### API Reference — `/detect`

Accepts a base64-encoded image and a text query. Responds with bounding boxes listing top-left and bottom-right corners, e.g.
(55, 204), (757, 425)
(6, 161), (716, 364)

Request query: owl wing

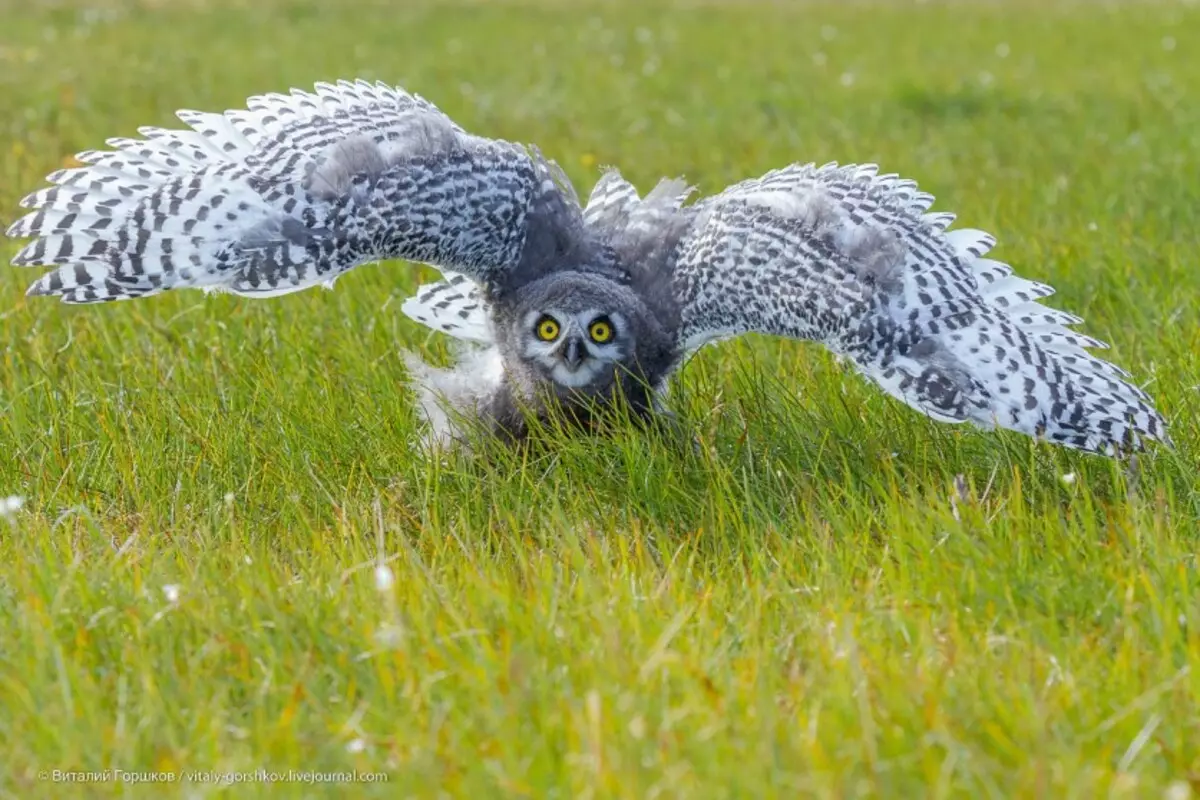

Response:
(665, 162), (1167, 456)
(6, 80), (582, 303)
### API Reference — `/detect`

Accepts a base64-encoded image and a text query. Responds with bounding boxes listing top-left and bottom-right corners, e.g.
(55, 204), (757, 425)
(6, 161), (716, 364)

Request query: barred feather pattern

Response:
(6, 80), (565, 303)
(668, 162), (1166, 454)
(399, 270), (492, 343)
(583, 169), (642, 228)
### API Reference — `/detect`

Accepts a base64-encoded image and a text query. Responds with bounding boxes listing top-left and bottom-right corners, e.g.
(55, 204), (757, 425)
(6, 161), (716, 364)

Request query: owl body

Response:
(5, 79), (1169, 458)
(410, 267), (678, 446)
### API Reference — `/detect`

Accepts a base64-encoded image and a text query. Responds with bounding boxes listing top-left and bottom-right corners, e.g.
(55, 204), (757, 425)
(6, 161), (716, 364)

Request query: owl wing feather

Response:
(400, 270), (493, 343)
(583, 168), (642, 228)
(666, 162), (1167, 455)
(6, 79), (579, 304)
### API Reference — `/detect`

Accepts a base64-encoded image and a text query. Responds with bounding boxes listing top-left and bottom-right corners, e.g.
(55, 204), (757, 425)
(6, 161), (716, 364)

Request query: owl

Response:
(5, 79), (1168, 456)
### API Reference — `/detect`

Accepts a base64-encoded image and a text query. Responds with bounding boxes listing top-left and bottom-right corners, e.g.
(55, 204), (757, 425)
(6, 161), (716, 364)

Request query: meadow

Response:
(1, 0), (1199, 796)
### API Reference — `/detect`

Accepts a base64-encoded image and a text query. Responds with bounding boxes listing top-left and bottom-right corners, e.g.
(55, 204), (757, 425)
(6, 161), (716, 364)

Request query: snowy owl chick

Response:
(6, 79), (1168, 457)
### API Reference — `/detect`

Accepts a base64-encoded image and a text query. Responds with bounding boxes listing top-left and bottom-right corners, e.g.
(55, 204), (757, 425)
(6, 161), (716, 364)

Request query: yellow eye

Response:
(588, 318), (613, 344)
(536, 316), (560, 341)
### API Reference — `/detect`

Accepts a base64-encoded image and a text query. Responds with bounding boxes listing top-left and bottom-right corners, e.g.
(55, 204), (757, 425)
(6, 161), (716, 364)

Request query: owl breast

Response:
(483, 353), (665, 442)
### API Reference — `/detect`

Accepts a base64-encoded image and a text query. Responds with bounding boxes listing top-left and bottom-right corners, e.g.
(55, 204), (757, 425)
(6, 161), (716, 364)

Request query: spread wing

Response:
(662, 162), (1167, 456)
(6, 79), (584, 303)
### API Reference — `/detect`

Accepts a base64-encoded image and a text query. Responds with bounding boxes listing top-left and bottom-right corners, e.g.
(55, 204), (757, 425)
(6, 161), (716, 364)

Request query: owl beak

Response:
(561, 337), (585, 371)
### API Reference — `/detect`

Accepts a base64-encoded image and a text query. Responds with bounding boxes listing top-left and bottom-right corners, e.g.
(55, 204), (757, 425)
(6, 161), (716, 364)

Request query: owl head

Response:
(493, 271), (674, 396)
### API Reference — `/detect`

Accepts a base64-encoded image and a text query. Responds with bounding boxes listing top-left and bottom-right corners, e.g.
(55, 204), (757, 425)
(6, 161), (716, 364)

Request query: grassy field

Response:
(2, 0), (1199, 796)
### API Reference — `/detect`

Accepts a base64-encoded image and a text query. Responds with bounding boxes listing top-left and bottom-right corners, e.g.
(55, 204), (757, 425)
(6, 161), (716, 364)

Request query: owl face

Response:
(519, 307), (631, 389)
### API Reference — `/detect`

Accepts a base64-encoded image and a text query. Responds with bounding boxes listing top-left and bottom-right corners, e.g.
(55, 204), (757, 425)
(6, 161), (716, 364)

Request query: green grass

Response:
(2, 0), (1199, 796)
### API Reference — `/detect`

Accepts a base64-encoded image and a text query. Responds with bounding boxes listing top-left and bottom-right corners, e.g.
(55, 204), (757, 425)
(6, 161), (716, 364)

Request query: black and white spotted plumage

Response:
(400, 271), (492, 343)
(8, 80), (583, 302)
(6, 79), (1167, 457)
(658, 163), (1163, 453)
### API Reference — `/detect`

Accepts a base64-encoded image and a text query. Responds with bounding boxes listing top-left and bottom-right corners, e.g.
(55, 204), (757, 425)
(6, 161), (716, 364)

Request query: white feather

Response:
(400, 271), (493, 343)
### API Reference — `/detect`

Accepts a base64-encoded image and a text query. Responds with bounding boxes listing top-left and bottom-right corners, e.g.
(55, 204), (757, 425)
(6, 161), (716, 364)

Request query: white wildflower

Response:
(1164, 780), (1191, 800)
(162, 584), (181, 604)
(374, 564), (395, 593)
(0, 495), (24, 520)
(1060, 473), (1077, 486)
(346, 738), (366, 754)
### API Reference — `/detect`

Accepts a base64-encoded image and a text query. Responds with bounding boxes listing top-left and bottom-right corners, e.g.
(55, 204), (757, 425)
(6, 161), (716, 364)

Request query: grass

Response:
(1, 0), (1199, 796)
